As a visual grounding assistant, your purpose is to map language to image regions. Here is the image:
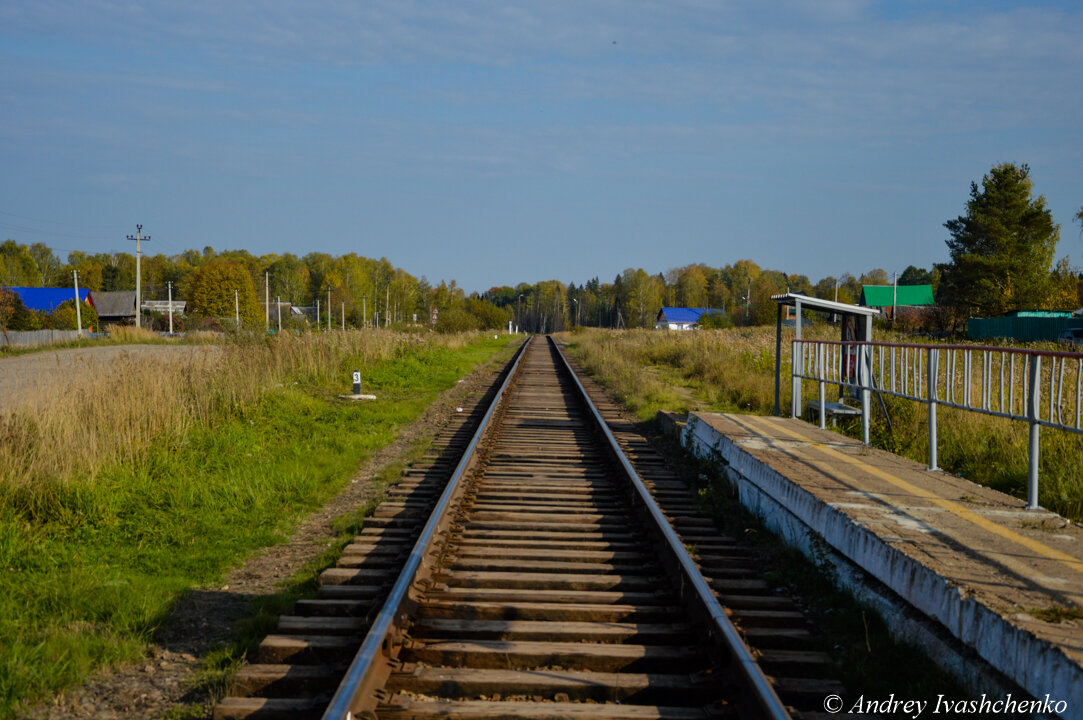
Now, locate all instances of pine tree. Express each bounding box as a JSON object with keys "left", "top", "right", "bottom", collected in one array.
[{"left": 939, "top": 163, "right": 1059, "bottom": 317}]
